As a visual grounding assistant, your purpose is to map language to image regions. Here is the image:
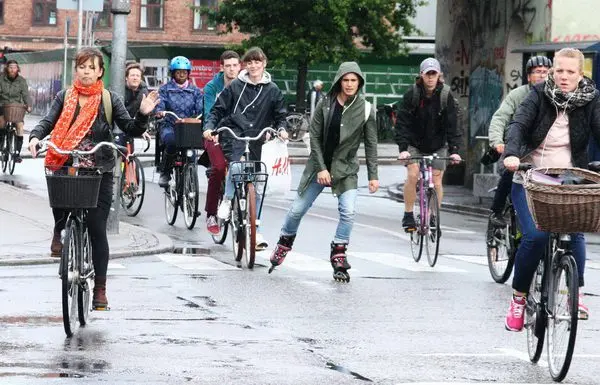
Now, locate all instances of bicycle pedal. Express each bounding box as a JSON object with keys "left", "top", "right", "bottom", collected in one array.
[
  {"left": 404, "top": 227, "right": 416, "bottom": 233},
  {"left": 93, "top": 305, "right": 110, "bottom": 311}
]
